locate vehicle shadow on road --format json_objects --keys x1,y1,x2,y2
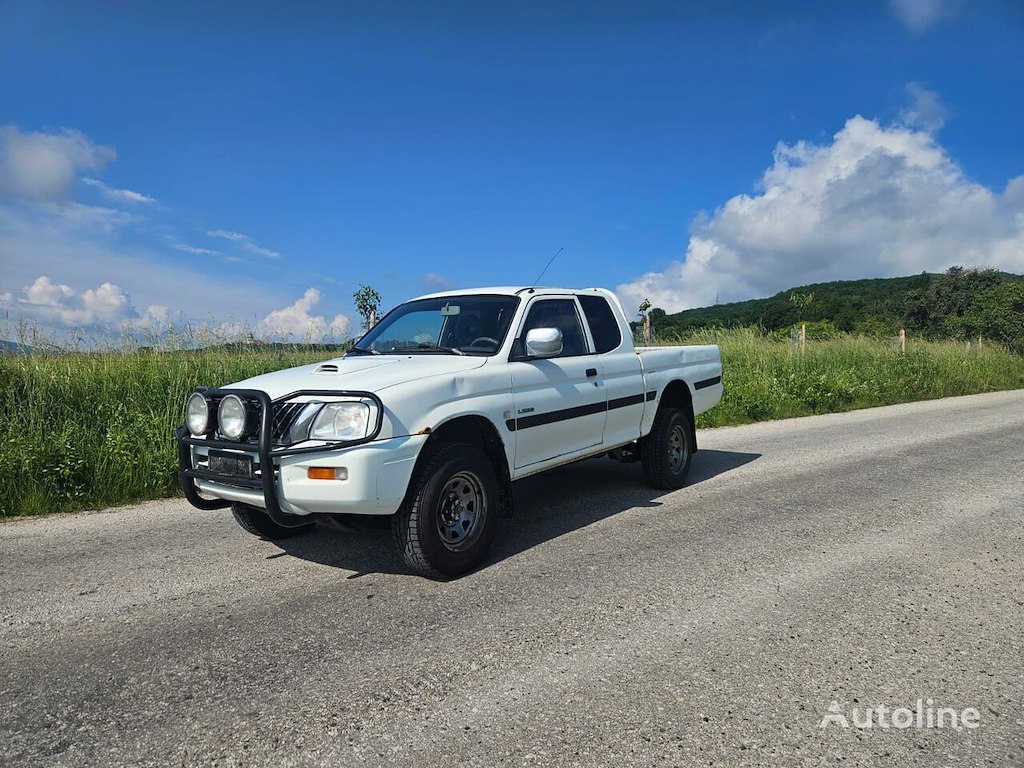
[{"x1": 273, "y1": 448, "x2": 761, "y2": 578}]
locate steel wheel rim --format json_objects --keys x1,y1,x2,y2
[
  {"x1": 668, "y1": 424, "x2": 687, "y2": 473},
  {"x1": 436, "y1": 470, "x2": 486, "y2": 551}
]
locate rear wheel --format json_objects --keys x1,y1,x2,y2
[
  {"x1": 231, "y1": 502, "x2": 314, "y2": 539},
  {"x1": 640, "y1": 407, "x2": 693, "y2": 490},
  {"x1": 392, "y1": 442, "x2": 499, "y2": 579}
]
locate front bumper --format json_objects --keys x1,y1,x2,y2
[{"x1": 176, "y1": 388, "x2": 424, "y2": 525}]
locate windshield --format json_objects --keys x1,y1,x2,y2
[{"x1": 351, "y1": 295, "x2": 521, "y2": 356}]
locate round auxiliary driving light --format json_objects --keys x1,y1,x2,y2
[
  {"x1": 185, "y1": 392, "x2": 211, "y2": 436},
  {"x1": 218, "y1": 394, "x2": 248, "y2": 440}
]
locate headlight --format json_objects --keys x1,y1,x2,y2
[
  {"x1": 185, "y1": 392, "x2": 211, "y2": 436},
  {"x1": 218, "y1": 394, "x2": 249, "y2": 440},
  {"x1": 309, "y1": 402, "x2": 370, "y2": 441}
]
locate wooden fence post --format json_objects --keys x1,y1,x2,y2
[
  {"x1": 642, "y1": 314, "x2": 651, "y2": 345},
  {"x1": 799, "y1": 323, "x2": 806, "y2": 354},
  {"x1": 899, "y1": 328, "x2": 906, "y2": 354}
]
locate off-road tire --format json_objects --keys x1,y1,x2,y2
[
  {"x1": 231, "y1": 502, "x2": 314, "y2": 539},
  {"x1": 392, "y1": 442, "x2": 499, "y2": 579},
  {"x1": 639, "y1": 407, "x2": 693, "y2": 490}
]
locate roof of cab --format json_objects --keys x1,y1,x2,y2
[{"x1": 414, "y1": 286, "x2": 612, "y2": 301}]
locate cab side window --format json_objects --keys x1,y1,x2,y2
[
  {"x1": 578, "y1": 295, "x2": 622, "y2": 354},
  {"x1": 522, "y1": 299, "x2": 588, "y2": 357}
]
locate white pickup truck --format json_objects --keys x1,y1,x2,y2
[{"x1": 177, "y1": 287, "x2": 722, "y2": 578}]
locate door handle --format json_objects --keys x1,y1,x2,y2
[{"x1": 586, "y1": 368, "x2": 598, "y2": 378}]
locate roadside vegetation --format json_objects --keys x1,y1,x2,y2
[
  {"x1": 687, "y1": 328, "x2": 1024, "y2": 427},
  {"x1": 2, "y1": 327, "x2": 1022, "y2": 517},
  {"x1": 0, "y1": 342, "x2": 336, "y2": 517},
  {"x1": 651, "y1": 267, "x2": 1024, "y2": 353}
]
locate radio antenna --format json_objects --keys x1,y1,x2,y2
[{"x1": 532, "y1": 247, "x2": 563, "y2": 288}]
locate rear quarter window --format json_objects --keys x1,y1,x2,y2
[{"x1": 578, "y1": 295, "x2": 622, "y2": 354}]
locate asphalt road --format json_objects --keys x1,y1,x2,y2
[{"x1": 2, "y1": 390, "x2": 1022, "y2": 767}]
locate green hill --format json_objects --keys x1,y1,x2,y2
[
  {"x1": 650, "y1": 273, "x2": 933, "y2": 333},
  {"x1": 648, "y1": 268, "x2": 1024, "y2": 350}
]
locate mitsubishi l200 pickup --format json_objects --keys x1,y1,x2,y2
[{"x1": 177, "y1": 287, "x2": 723, "y2": 578}]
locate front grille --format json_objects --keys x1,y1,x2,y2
[
  {"x1": 208, "y1": 398, "x2": 306, "y2": 445},
  {"x1": 271, "y1": 402, "x2": 305, "y2": 442}
]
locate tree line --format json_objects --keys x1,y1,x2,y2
[{"x1": 645, "y1": 267, "x2": 1024, "y2": 352}]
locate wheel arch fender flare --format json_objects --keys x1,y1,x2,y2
[
  {"x1": 406, "y1": 414, "x2": 514, "y2": 518},
  {"x1": 651, "y1": 379, "x2": 697, "y2": 451}
]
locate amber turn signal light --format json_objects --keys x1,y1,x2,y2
[{"x1": 307, "y1": 467, "x2": 347, "y2": 480}]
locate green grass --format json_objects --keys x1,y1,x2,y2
[
  {"x1": 1, "y1": 329, "x2": 1022, "y2": 518},
  {"x1": 684, "y1": 328, "x2": 1024, "y2": 428},
  {"x1": 0, "y1": 345, "x2": 328, "y2": 517}
]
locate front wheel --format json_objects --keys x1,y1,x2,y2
[
  {"x1": 231, "y1": 502, "x2": 315, "y2": 539},
  {"x1": 392, "y1": 442, "x2": 499, "y2": 579},
  {"x1": 639, "y1": 407, "x2": 693, "y2": 490}
]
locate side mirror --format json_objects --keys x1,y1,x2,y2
[{"x1": 525, "y1": 327, "x2": 563, "y2": 358}]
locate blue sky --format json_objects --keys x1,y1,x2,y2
[{"x1": 2, "y1": 0, "x2": 1023, "y2": 340}]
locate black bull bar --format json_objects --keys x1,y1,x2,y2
[{"x1": 176, "y1": 388, "x2": 384, "y2": 528}]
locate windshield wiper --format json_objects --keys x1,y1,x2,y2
[
  {"x1": 414, "y1": 344, "x2": 465, "y2": 355},
  {"x1": 352, "y1": 344, "x2": 465, "y2": 356}
]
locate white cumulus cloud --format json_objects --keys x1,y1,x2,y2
[
  {"x1": 25, "y1": 275, "x2": 75, "y2": 306},
  {"x1": 258, "y1": 288, "x2": 351, "y2": 341},
  {"x1": 17, "y1": 276, "x2": 134, "y2": 326},
  {"x1": 900, "y1": 82, "x2": 949, "y2": 132},
  {"x1": 138, "y1": 304, "x2": 171, "y2": 331},
  {"x1": 616, "y1": 115, "x2": 1024, "y2": 314},
  {"x1": 0, "y1": 125, "x2": 116, "y2": 203},
  {"x1": 0, "y1": 123, "x2": 292, "y2": 339},
  {"x1": 7, "y1": 277, "x2": 188, "y2": 337},
  {"x1": 890, "y1": 0, "x2": 961, "y2": 34},
  {"x1": 0, "y1": 125, "x2": 147, "y2": 236}
]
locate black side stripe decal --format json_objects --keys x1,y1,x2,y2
[
  {"x1": 694, "y1": 375, "x2": 722, "y2": 390},
  {"x1": 608, "y1": 393, "x2": 644, "y2": 410},
  {"x1": 506, "y1": 390, "x2": 656, "y2": 432},
  {"x1": 511, "y1": 400, "x2": 606, "y2": 431}
]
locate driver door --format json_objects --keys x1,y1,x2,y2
[{"x1": 508, "y1": 297, "x2": 607, "y2": 470}]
